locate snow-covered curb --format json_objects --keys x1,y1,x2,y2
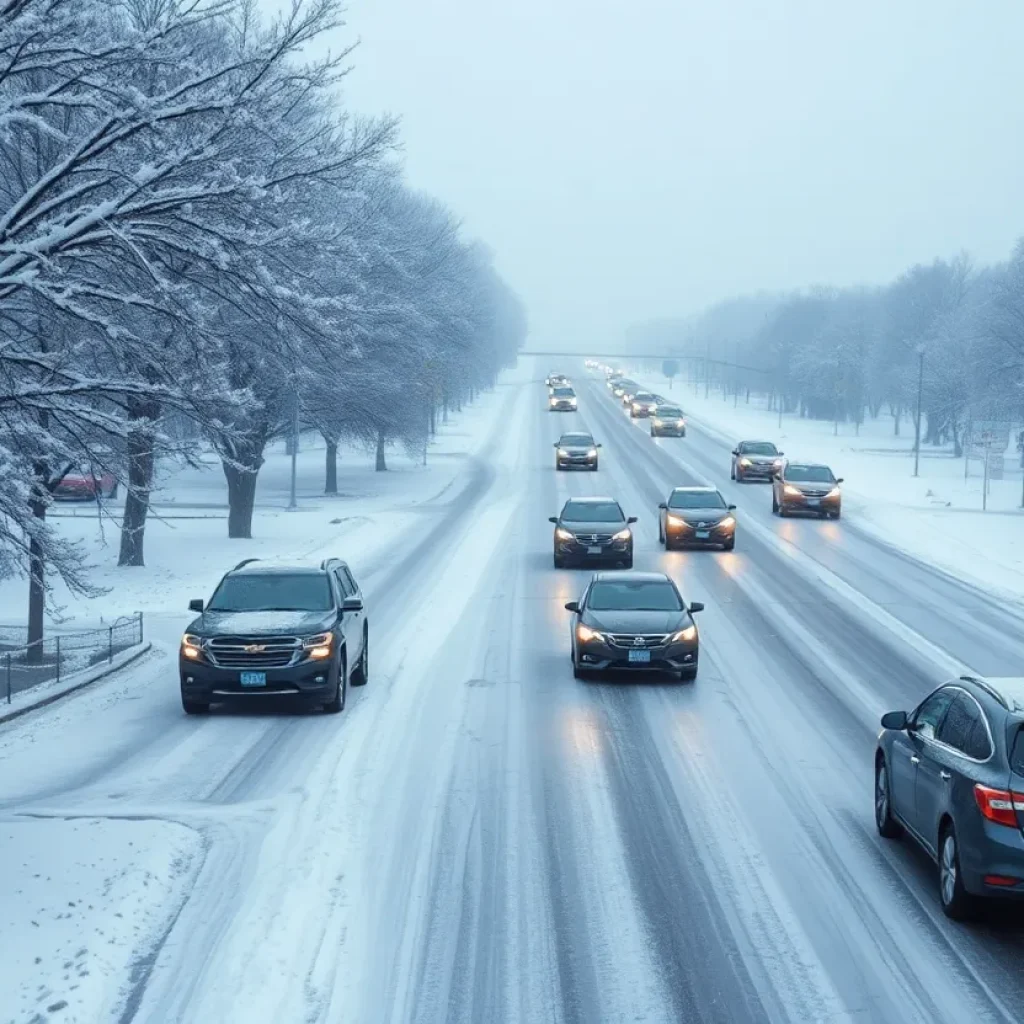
[{"x1": 0, "y1": 642, "x2": 152, "y2": 725}]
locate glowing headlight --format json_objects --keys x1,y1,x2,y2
[
  {"x1": 783, "y1": 484, "x2": 803, "y2": 497},
  {"x1": 569, "y1": 398, "x2": 577, "y2": 404},
  {"x1": 304, "y1": 632, "x2": 334, "y2": 660},
  {"x1": 826, "y1": 487, "x2": 841, "y2": 499},
  {"x1": 587, "y1": 448, "x2": 597, "y2": 457},
  {"x1": 773, "y1": 459, "x2": 783, "y2": 467},
  {"x1": 181, "y1": 634, "x2": 203, "y2": 659},
  {"x1": 677, "y1": 419, "x2": 686, "y2": 427},
  {"x1": 739, "y1": 458, "x2": 752, "y2": 467},
  {"x1": 718, "y1": 516, "x2": 736, "y2": 529},
  {"x1": 612, "y1": 528, "x2": 632, "y2": 542},
  {"x1": 557, "y1": 448, "x2": 569, "y2": 457},
  {"x1": 555, "y1": 527, "x2": 575, "y2": 541},
  {"x1": 667, "y1": 514, "x2": 685, "y2": 526},
  {"x1": 670, "y1": 625, "x2": 698, "y2": 643},
  {"x1": 652, "y1": 418, "x2": 662, "y2": 426},
  {"x1": 577, "y1": 624, "x2": 606, "y2": 644}
]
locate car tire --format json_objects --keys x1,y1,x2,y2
[
  {"x1": 572, "y1": 655, "x2": 588, "y2": 679},
  {"x1": 874, "y1": 757, "x2": 902, "y2": 839},
  {"x1": 182, "y1": 697, "x2": 210, "y2": 715},
  {"x1": 680, "y1": 429, "x2": 686, "y2": 437},
  {"x1": 554, "y1": 554, "x2": 565, "y2": 569},
  {"x1": 723, "y1": 537, "x2": 735, "y2": 551},
  {"x1": 730, "y1": 467, "x2": 735, "y2": 480},
  {"x1": 556, "y1": 463, "x2": 564, "y2": 471},
  {"x1": 323, "y1": 654, "x2": 346, "y2": 714},
  {"x1": 772, "y1": 493, "x2": 779, "y2": 514},
  {"x1": 680, "y1": 665, "x2": 698, "y2": 681},
  {"x1": 351, "y1": 629, "x2": 369, "y2": 686},
  {"x1": 621, "y1": 554, "x2": 634, "y2": 569},
  {"x1": 591, "y1": 461, "x2": 599, "y2": 471},
  {"x1": 939, "y1": 823, "x2": 977, "y2": 920},
  {"x1": 832, "y1": 509, "x2": 842, "y2": 520}
]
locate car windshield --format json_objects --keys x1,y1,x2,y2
[
  {"x1": 553, "y1": 387, "x2": 575, "y2": 397},
  {"x1": 562, "y1": 501, "x2": 623, "y2": 523},
  {"x1": 559, "y1": 434, "x2": 593, "y2": 446},
  {"x1": 786, "y1": 464, "x2": 835, "y2": 483},
  {"x1": 207, "y1": 573, "x2": 333, "y2": 612},
  {"x1": 741, "y1": 442, "x2": 778, "y2": 456},
  {"x1": 669, "y1": 490, "x2": 727, "y2": 509},
  {"x1": 588, "y1": 580, "x2": 682, "y2": 611},
  {"x1": 633, "y1": 393, "x2": 654, "y2": 401},
  {"x1": 656, "y1": 407, "x2": 682, "y2": 418}
]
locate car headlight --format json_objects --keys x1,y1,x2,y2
[
  {"x1": 677, "y1": 419, "x2": 686, "y2": 427},
  {"x1": 569, "y1": 398, "x2": 577, "y2": 405},
  {"x1": 181, "y1": 634, "x2": 204, "y2": 659},
  {"x1": 783, "y1": 484, "x2": 803, "y2": 497},
  {"x1": 555, "y1": 527, "x2": 575, "y2": 541},
  {"x1": 303, "y1": 632, "x2": 334, "y2": 659},
  {"x1": 587, "y1": 448, "x2": 598, "y2": 457},
  {"x1": 772, "y1": 459, "x2": 783, "y2": 467},
  {"x1": 612, "y1": 528, "x2": 632, "y2": 541},
  {"x1": 652, "y1": 418, "x2": 662, "y2": 425},
  {"x1": 666, "y1": 514, "x2": 686, "y2": 526},
  {"x1": 557, "y1": 448, "x2": 569, "y2": 457},
  {"x1": 577, "y1": 624, "x2": 606, "y2": 643},
  {"x1": 826, "y1": 487, "x2": 841, "y2": 499},
  {"x1": 670, "y1": 625, "x2": 698, "y2": 643},
  {"x1": 718, "y1": 516, "x2": 736, "y2": 529},
  {"x1": 739, "y1": 458, "x2": 752, "y2": 467}
]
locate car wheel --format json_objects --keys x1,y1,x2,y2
[
  {"x1": 323, "y1": 654, "x2": 347, "y2": 713},
  {"x1": 723, "y1": 537, "x2": 735, "y2": 551},
  {"x1": 778, "y1": 503, "x2": 789, "y2": 518},
  {"x1": 730, "y1": 466, "x2": 735, "y2": 480},
  {"x1": 351, "y1": 628, "x2": 369, "y2": 686},
  {"x1": 680, "y1": 665, "x2": 698, "y2": 681},
  {"x1": 874, "y1": 758, "x2": 902, "y2": 838},
  {"x1": 939, "y1": 823, "x2": 977, "y2": 920},
  {"x1": 572, "y1": 654, "x2": 588, "y2": 679},
  {"x1": 680, "y1": 429, "x2": 686, "y2": 437},
  {"x1": 591, "y1": 460, "x2": 599, "y2": 471},
  {"x1": 832, "y1": 509, "x2": 842, "y2": 520},
  {"x1": 554, "y1": 553, "x2": 565, "y2": 569},
  {"x1": 182, "y1": 697, "x2": 210, "y2": 715},
  {"x1": 621, "y1": 554, "x2": 634, "y2": 569},
  {"x1": 772, "y1": 493, "x2": 779, "y2": 514},
  {"x1": 556, "y1": 462, "x2": 564, "y2": 471}
]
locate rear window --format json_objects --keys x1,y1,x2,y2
[
  {"x1": 208, "y1": 573, "x2": 333, "y2": 612},
  {"x1": 562, "y1": 501, "x2": 623, "y2": 523},
  {"x1": 588, "y1": 580, "x2": 682, "y2": 612}
]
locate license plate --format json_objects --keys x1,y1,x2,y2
[
  {"x1": 587, "y1": 546, "x2": 602, "y2": 555},
  {"x1": 240, "y1": 671, "x2": 267, "y2": 687},
  {"x1": 628, "y1": 650, "x2": 651, "y2": 663},
  {"x1": 695, "y1": 530, "x2": 710, "y2": 539},
  {"x1": 806, "y1": 498, "x2": 820, "y2": 507}
]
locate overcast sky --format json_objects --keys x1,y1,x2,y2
[{"x1": 267, "y1": 0, "x2": 1024, "y2": 350}]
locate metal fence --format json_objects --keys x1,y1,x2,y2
[{"x1": 2, "y1": 613, "x2": 144, "y2": 703}]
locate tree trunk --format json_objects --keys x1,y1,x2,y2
[
  {"x1": 26, "y1": 488, "x2": 46, "y2": 664},
  {"x1": 118, "y1": 399, "x2": 159, "y2": 567},
  {"x1": 224, "y1": 464, "x2": 258, "y2": 538},
  {"x1": 375, "y1": 428, "x2": 387, "y2": 471},
  {"x1": 324, "y1": 438, "x2": 338, "y2": 494}
]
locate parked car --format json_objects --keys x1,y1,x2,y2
[
  {"x1": 179, "y1": 557, "x2": 368, "y2": 715},
  {"x1": 650, "y1": 405, "x2": 686, "y2": 437},
  {"x1": 550, "y1": 497, "x2": 636, "y2": 568},
  {"x1": 876, "y1": 675, "x2": 1024, "y2": 919},
  {"x1": 771, "y1": 461, "x2": 842, "y2": 518},
  {"x1": 549, "y1": 386, "x2": 578, "y2": 411},
  {"x1": 565, "y1": 571, "x2": 703, "y2": 680},
  {"x1": 554, "y1": 431, "x2": 601, "y2": 470},
  {"x1": 52, "y1": 463, "x2": 118, "y2": 500},
  {"x1": 658, "y1": 486, "x2": 737, "y2": 550},
  {"x1": 731, "y1": 440, "x2": 783, "y2": 482}
]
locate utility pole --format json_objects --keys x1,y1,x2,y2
[
  {"x1": 288, "y1": 393, "x2": 299, "y2": 510},
  {"x1": 912, "y1": 345, "x2": 925, "y2": 478},
  {"x1": 704, "y1": 341, "x2": 710, "y2": 399}
]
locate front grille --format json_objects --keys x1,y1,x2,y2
[
  {"x1": 207, "y1": 635, "x2": 302, "y2": 669},
  {"x1": 571, "y1": 533, "x2": 613, "y2": 545},
  {"x1": 608, "y1": 633, "x2": 669, "y2": 648}
]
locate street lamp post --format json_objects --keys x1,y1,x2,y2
[{"x1": 913, "y1": 345, "x2": 925, "y2": 478}]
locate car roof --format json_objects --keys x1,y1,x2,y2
[
  {"x1": 559, "y1": 431, "x2": 593, "y2": 439},
  {"x1": 593, "y1": 570, "x2": 671, "y2": 584},
  {"x1": 564, "y1": 495, "x2": 618, "y2": 504},
  {"x1": 962, "y1": 676, "x2": 1024, "y2": 714},
  {"x1": 739, "y1": 439, "x2": 776, "y2": 445},
  {"x1": 784, "y1": 460, "x2": 831, "y2": 469},
  {"x1": 671, "y1": 485, "x2": 718, "y2": 493},
  {"x1": 230, "y1": 559, "x2": 347, "y2": 576}
]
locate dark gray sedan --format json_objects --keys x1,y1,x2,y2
[
  {"x1": 554, "y1": 431, "x2": 601, "y2": 471},
  {"x1": 550, "y1": 497, "x2": 635, "y2": 569},
  {"x1": 658, "y1": 487, "x2": 737, "y2": 550}
]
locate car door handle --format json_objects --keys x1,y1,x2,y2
[
  {"x1": 910, "y1": 755, "x2": 920, "y2": 764},
  {"x1": 940, "y1": 770, "x2": 952, "y2": 781}
]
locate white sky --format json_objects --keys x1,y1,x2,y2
[{"x1": 265, "y1": 0, "x2": 1024, "y2": 350}]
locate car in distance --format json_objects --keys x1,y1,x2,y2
[
  {"x1": 629, "y1": 391, "x2": 658, "y2": 418},
  {"x1": 179, "y1": 558, "x2": 368, "y2": 715},
  {"x1": 546, "y1": 372, "x2": 569, "y2": 387},
  {"x1": 876, "y1": 676, "x2": 1024, "y2": 919},
  {"x1": 550, "y1": 497, "x2": 636, "y2": 569},
  {"x1": 53, "y1": 462, "x2": 118, "y2": 500},
  {"x1": 554, "y1": 431, "x2": 601, "y2": 470},
  {"x1": 650, "y1": 405, "x2": 686, "y2": 437},
  {"x1": 772, "y1": 462, "x2": 842, "y2": 518},
  {"x1": 565, "y1": 571, "x2": 703, "y2": 680},
  {"x1": 620, "y1": 383, "x2": 643, "y2": 406},
  {"x1": 611, "y1": 377, "x2": 635, "y2": 398},
  {"x1": 549, "y1": 385, "x2": 577, "y2": 411},
  {"x1": 731, "y1": 441, "x2": 783, "y2": 482},
  {"x1": 658, "y1": 487, "x2": 737, "y2": 550}
]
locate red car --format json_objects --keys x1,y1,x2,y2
[{"x1": 53, "y1": 464, "x2": 118, "y2": 500}]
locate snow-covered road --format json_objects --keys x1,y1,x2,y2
[{"x1": 4, "y1": 361, "x2": 1024, "y2": 1024}]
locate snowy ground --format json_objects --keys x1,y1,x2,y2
[
  {"x1": 4, "y1": 358, "x2": 1024, "y2": 1024},
  {"x1": 624, "y1": 367, "x2": 1024, "y2": 603}
]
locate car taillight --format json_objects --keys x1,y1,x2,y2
[{"x1": 973, "y1": 784, "x2": 1024, "y2": 827}]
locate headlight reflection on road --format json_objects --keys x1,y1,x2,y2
[{"x1": 562, "y1": 705, "x2": 604, "y2": 761}]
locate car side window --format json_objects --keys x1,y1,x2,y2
[
  {"x1": 1010, "y1": 729, "x2": 1024, "y2": 775},
  {"x1": 936, "y1": 693, "x2": 977, "y2": 754},
  {"x1": 912, "y1": 688, "x2": 956, "y2": 740},
  {"x1": 341, "y1": 568, "x2": 359, "y2": 595},
  {"x1": 333, "y1": 569, "x2": 353, "y2": 599}
]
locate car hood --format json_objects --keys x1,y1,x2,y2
[
  {"x1": 560, "y1": 520, "x2": 627, "y2": 535},
  {"x1": 666, "y1": 508, "x2": 731, "y2": 524},
  {"x1": 558, "y1": 444, "x2": 595, "y2": 453},
  {"x1": 785, "y1": 483, "x2": 835, "y2": 495},
  {"x1": 740, "y1": 456, "x2": 777, "y2": 464},
  {"x1": 187, "y1": 609, "x2": 335, "y2": 637},
  {"x1": 585, "y1": 609, "x2": 686, "y2": 634}
]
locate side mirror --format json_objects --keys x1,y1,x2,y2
[
  {"x1": 189, "y1": 598, "x2": 204, "y2": 613},
  {"x1": 627, "y1": 516, "x2": 638, "y2": 524},
  {"x1": 548, "y1": 516, "x2": 558, "y2": 524},
  {"x1": 564, "y1": 601, "x2": 580, "y2": 613},
  {"x1": 727, "y1": 504, "x2": 737, "y2": 511},
  {"x1": 731, "y1": 449, "x2": 739, "y2": 456},
  {"x1": 689, "y1": 602, "x2": 705, "y2": 614},
  {"x1": 658, "y1": 502, "x2": 667, "y2": 510},
  {"x1": 777, "y1": 451, "x2": 784, "y2": 457},
  {"x1": 553, "y1": 442, "x2": 559, "y2": 447},
  {"x1": 880, "y1": 710, "x2": 908, "y2": 731},
  {"x1": 596, "y1": 443, "x2": 602, "y2": 448},
  {"x1": 342, "y1": 596, "x2": 363, "y2": 612},
  {"x1": 836, "y1": 477, "x2": 844, "y2": 484}
]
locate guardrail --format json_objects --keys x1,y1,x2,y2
[{"x1": 1, "y1": 613, "x2": 144, "y2": 703}]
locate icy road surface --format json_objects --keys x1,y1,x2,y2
[{"x1": 4, "y1": 361, "x2": 1024, "y2": 1024}]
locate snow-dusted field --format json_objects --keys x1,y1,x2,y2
[{"x1": 4, "y1": 358, "x2": 1024, "y2": 1024}]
